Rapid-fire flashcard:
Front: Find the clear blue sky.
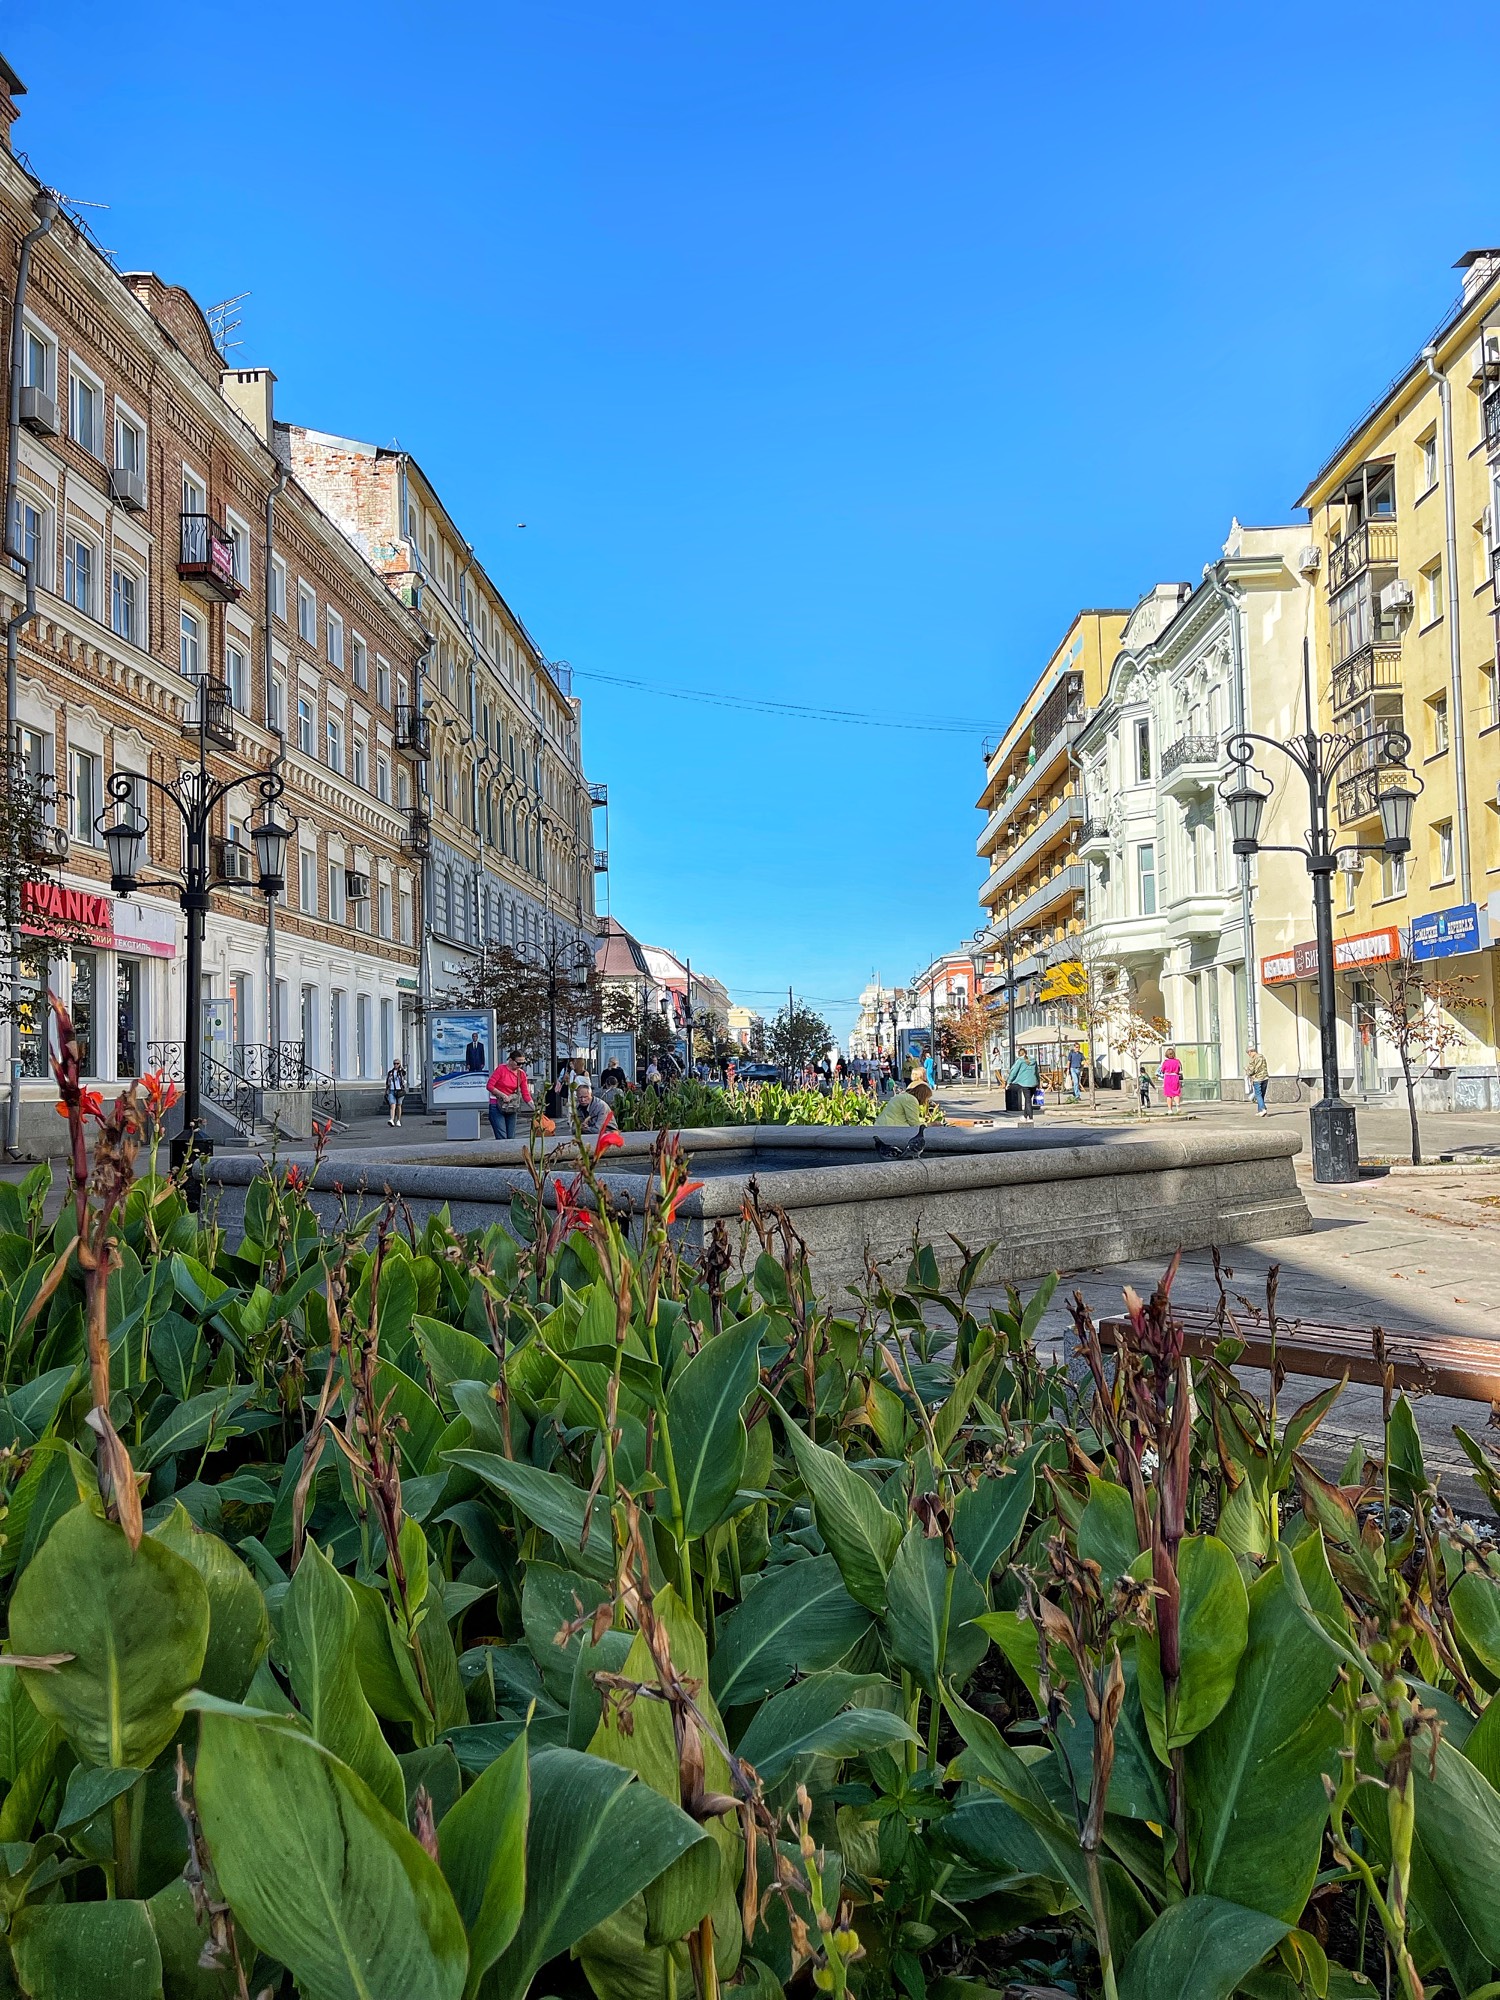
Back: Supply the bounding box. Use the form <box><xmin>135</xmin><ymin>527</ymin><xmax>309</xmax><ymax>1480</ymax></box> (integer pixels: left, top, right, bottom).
<box><xmin>9</xmin><ymin>4</ymin><xmax>1491</xmax><ymax>1037</ymax></box>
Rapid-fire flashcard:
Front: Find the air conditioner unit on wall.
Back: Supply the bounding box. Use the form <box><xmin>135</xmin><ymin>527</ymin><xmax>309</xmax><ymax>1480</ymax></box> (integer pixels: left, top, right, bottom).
<box><xmin>219</xmin><ymin>843</ymin><xmax>253</xmax><ymax>884</ymax></box>
<box><xmin>344</xmin><ymin>870</ymin><xmax>371</xmax><ymax>903</ymax></box>
<box><xmin>1380</xmin><ymin>578</ymin><xmax>1414</xmax><ymax>612</ymax></box>
<box><xmin>18</xmin><ymin>387</ymin><xmax>58</xmax><ymax>438</ymax></box>
<box><xmin>108</xmin><ymin>466</ymin><xmax>147</xmax><ymax>513</ymax></box>
<box><xmin>1297</xmin><ymin>545</ymin><xmax>1322</xmax><ymax>575</ymax></box>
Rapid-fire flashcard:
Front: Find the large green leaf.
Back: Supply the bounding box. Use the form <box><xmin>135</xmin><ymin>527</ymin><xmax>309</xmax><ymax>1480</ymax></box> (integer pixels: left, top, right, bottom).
<box><xmin>487</xmin><ymin>1747</ymin><xmax>715</xmax><ymax>2000</ymax></box>
<box><xmin>283</xmin><ymin>1540</ymin><xmax>406</xmax><ymax>1822</ymax></box>
<box><xmin>951</xmin><ymin>1441</ymin><xmax>1043</xmax><ymax>1581</ymax></box>
<box><xmin>709</xmin><ymin>1556</ymin><xmax>872</xmax><ymax>1708</ymax></box>
<box><xmin>882</xmin><ymin>1526</ymin><xmax>988</xmax><ymax>1693</ymax></box>
<box><xmin>1076</xmin><ymin>1475</ymin><xmax>1140</xmax><ymax>1583</ymax></box>
<box><xmin>743</xmin><ymin>1707</ymin><xmax>916</xmax><ymax>1787</ymax></box>
<box><xmin>443</xmin><ymin>1451</ymin><xmax>614</xmax><ymax>1581</ymax></box>
<box><xmin>1136</xmin><ymin>1534</ymin><xmax>1247</xmax><ymax>1760</ymax></box>
<box><xmin>194</xmin><ymin>1705</ymin><xmax>467</xmax><ymax>2000</ymax></box>
<box><xmin>437</xmin><ymin>1728</ymin><xmax>529</xmax><ymax>2000</ymax></box>
<box><xmin>0</xmin><ymin>1665</ymin><xmax>52</xmax><ymax>1785</ymax></box>
<box><xmin>733</xmin><ymin>1671</ymin><xmax>888</xmax><ymax>1770</ymax></box>
<box><xmin>145</xmin><ymin>1878</ymin><xmax>240</xmax><ymax>1998</ymax></box>
<box><xmin>10</xmin><ymin>1505</ymin><xmax>209</xmax><ymax>1769</ymax></box>
<box><xmin>139</xmin><ymin>1387</ymin><xmax>252</xmax><ymax>1472</ymax></box>
<box><xmin>667</xmin><ymin>1316</ymin><xmax>764</xmax><ymax>1537</ymax></box>
<box><xmin>1118</xmin><ymin>1896</ymin><xmax>1289</xmax><ymax>2000</ymax></box>
<box><xmin>1451</xmin><ymin>1569</ymin><xmax>1500</xmax><ymax>1676</ymax></box>
<box><xmin>778</xmin><ymin>1421</ymin><xmax>902</xmax><ymax>1613</ymax></box>
<box><xmin>1186</xmin><ymin>1530</ymin><xmax>1343</xmax><ymax>1920</ymax></box>
<box><xmin>151</xmin><ymin>1504</ymin><xmax>268</xmax><ymax>1703</ymax></box>
<box><xmin>10</xmin><ymin>1898</ymin><xmax>164</xmax><ymax>2000</ymax></box>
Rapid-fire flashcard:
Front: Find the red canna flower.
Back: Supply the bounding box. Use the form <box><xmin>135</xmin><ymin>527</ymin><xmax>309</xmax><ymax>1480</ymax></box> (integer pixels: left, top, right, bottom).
<box><xmin>661</xmin><ymin>1179</ymin><xmax>704</xmax><ymax>1226</ymax></box>
<box><xmin>595</xmin><ymin>1125</ymin><xmax>625</xmax><ymax>1155</ymax></box>
<box><xmin>284</xmin><ymin>1162</ymin><xmax>307</xmax><ymax>1192</ymax></box>
<box><xmin>140</xmin><ymin>1070</ymin><xmax>179</xmax><ymax>1119</ymax></box>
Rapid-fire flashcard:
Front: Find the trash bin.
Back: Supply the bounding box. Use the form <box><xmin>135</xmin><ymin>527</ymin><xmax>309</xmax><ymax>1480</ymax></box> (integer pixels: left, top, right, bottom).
<box><xmin>1004</xmin><ymin>1085</ymin><xmax>1027</xmax><ymax>1114</ymax></box>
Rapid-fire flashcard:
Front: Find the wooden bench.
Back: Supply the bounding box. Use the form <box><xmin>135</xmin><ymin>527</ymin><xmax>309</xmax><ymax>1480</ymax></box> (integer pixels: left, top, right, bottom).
<box><xmin>1098</xmin><ymin>1306</ymin><xmax>1500</xmax><ymax>1404</ymax></box>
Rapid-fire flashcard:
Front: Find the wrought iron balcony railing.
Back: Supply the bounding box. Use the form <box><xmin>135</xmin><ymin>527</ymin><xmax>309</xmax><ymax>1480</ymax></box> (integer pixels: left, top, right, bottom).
<box><xmin>178</xmin><ymin>513</ymin><xmax>241</xmax><ymax>602</ymax></box>
<box><xmin>1326</xmin><ymin>518</ymin><xmax>1398</xmax><ymax>594</ymax></box>
<box><xmin>1331</xmin><ymin>640</ymin><xmax>1403</xmax><ymax>713</ymax></box>
<box><xmin>394</xmin><ymin>704</ymin><xmax>431</xmax><ymax>758</ymax></box>
<box><xmin>1160</xmin><ymin>732</ymin><xmax>1220</xmax><ymax>778</ymax></box>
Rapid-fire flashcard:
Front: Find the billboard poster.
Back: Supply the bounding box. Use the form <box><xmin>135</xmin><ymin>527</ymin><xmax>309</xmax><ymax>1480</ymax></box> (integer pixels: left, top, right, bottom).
<box><xmin>427</xmin><ymin>1009</ymin><xmax>496</xmax><ymax>1106</ymax></box>
<box><xmin>600</xmin><ymin>1030</ymin><xmax>636</xmax><ymax>1079</ymax></box>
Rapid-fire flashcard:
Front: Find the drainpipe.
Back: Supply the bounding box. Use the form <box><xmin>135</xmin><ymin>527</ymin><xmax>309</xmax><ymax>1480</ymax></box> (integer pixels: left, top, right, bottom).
<box><xmin>1203</xmin><ymin>562</ymin><xmax>1259</xmax><ymax>1050</ymax></box>
<box><xmin>1423</xmin><ymin>346</ymin><xmax>1473</xmax><ymax>906</ymax></box>
<box><xmin>396</xmin><ymin>455</ymin><xmax>438</xmax><ymax>1089</ymax></box>
<box><xmin>5</xmin><ymin>189</ymin><xmax>60</xmax><ymax>1158</ymax></box>
<box><xmin>262</xmin><ymin>468</ymin><xmax>286</xmax><ymax>1062</ymax></box>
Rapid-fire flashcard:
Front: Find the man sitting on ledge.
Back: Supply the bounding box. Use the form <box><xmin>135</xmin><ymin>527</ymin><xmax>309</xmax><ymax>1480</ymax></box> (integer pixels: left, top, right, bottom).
<box><xmin>873</xmin><ymin>1077</ymin><xmax>932</xmax><ymax>1158</ymax></box>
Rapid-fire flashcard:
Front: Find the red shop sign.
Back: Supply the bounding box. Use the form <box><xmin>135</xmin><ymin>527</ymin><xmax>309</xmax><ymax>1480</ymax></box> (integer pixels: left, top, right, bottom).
<box><xmin>1260</xmin><ymin>926</ymin><xmax>1401</xmax><ymax>985</ymax></box>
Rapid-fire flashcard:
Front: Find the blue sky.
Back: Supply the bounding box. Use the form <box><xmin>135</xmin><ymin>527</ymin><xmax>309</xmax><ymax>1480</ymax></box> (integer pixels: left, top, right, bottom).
<box><xmin>9</xmin><ymin>3</ymin><xmax>1491</xmax><ymax>1036</ymax></box>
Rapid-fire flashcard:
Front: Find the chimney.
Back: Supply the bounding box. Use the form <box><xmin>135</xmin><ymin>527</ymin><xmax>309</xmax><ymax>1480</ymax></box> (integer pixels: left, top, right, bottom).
<box><xmin>0</xmin><ymin>54</ymin><xmax>26</xmax><ymax>152</ymax></box>
<box><xmin>221</xmin><ymin>366</ymin><xmax>276</xmax><ymax>444</ymax></box>
<box><xmin>1455</xmin><ymin>250</ymin><xmax>1500</xmax><ymax>304</ymax></box>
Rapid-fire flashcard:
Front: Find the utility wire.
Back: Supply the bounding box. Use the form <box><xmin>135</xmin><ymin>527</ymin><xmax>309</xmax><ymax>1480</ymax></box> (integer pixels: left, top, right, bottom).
<box><xmin>572</xmin><ymin>666</ymin><xmax>1000</xmax><ymax>736</ymax></box>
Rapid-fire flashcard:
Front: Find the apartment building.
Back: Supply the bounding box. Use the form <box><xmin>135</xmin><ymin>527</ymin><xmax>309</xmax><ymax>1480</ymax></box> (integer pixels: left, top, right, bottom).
<box><xmin>974</xmin><ymin>610</ymin><xmax>1126</xmax><ymax>1036</ymax></box>
<box><xmin>1077</xmin><ymin>531</ymin><xmax>1313</xmax><ymax>1093</ymax></box>
<box><xmin>285</xmin><ymin>432</ymin><xmax>601</xmax><ymax>1014</ymax></box>
<box><xmin>1293</xmin><ymin>250</ymin><xmax>1500</xmax><ymax>1103</ymax></box>
<box><xmin>0</xmin><ymin>64</ymin><xmax>424</xmax><ymax>1143</ymax></box>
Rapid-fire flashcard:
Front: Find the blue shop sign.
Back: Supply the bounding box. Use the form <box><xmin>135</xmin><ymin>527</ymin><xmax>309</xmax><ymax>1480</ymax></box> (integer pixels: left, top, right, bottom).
<box><xmin>1409</xmin><ymin>902</ymin><xmax>1490</xmax><ymax>962</ymax></box>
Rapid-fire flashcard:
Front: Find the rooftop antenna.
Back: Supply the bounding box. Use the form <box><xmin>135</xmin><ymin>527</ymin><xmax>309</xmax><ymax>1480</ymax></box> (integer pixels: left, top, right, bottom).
<box><xmin>206</xmin><ymin>291</ymin><xmax>251</xmax><ymax>357</ymax></box>
<box><xmin>50</xmin><ymin>189</ymin><xmax>114</xmax><ymax>258</ymax></box>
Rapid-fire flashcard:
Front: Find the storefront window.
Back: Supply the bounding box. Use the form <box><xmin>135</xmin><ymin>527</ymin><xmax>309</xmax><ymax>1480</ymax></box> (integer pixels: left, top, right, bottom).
<box><xmin>72</xmin><ymin>952</ymin><xmax>97</xmax><ymax>1075</ymax></box>
<box><xmin>13</xmin><ymin>969</ymin><xmax>47</xmax><ymax>1079</ymax></box>
<box><xmin>117</xmin><ymin>959</ymin><xmax>141</xmax><ymax>1078</ymax></box>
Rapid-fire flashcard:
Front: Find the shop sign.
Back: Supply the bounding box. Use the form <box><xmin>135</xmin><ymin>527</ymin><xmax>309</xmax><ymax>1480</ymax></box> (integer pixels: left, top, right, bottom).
<box><xmin>1259</xmin><ymin>926</ymin><xmax>1401</xmax><ymax>986</ymax></box>
<box><xmin>1410</xmin><ymin>902</ymin><xmax>1490</xmax><ymax>963</ymax></box>
<box><xmin>19</xmin><ymin>880</ymin><xmax>175</xmax><ymax>959</ymax></box>
<box><xmin>1039</xmin><ymin>959</ymin><xmax>1085</xmax><ymax>1001</ymax></box>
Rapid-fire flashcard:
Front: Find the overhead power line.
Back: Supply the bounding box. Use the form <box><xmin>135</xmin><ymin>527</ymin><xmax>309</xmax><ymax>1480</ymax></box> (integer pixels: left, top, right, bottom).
<box><xmin>572</xmin><ymin>667</ymin><xmax>1000</xmax><ymax>736</ymax></box>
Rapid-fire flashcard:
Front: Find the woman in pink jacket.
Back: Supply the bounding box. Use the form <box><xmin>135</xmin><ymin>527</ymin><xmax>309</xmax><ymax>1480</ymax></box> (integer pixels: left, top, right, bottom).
<box><xmin>1159</xmin><ymin>1046</ymin><xmax>1183</xmax><ymax>1115</ymax></box>
<box><xmin>486</xmin><ymin>1050</ymin><xmax>533</xmax><ymax>1140</ymax></box>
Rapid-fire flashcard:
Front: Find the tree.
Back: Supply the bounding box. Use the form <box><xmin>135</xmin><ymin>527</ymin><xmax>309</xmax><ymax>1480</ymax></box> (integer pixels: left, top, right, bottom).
<box><xmin>1074</xmin><ymin>940</ymin><xmax>1164</xmax><ymax>1111</ymax></box>
<box><xmin>1373</xmin><ymin>955</ymin><xmax>1475</xmax><ymax>1166</ymax></box>
<box><xmin>444</xmin><ymin>942</ymin><xmax>601</xmax><ymax>1066</ymax></box>
<box><xmin>767</xmin><ymin>1000</ymin><xmax>834</xmax><ymax>1075</ymax></box>
<box><xmin>943</xmin><ymin>993</ymin><xmax>1004</xmax><ymax>1080</ymax></box>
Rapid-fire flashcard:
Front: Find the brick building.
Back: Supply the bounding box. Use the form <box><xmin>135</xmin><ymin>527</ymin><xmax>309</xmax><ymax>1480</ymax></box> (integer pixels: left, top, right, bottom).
<box><xmin>0</xmin><ymin>60</ymin><xmax>426</xmax><ymax>1143</ymax></box>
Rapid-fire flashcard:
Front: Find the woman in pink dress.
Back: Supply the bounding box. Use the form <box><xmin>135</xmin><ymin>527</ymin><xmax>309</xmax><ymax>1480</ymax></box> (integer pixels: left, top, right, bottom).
<box><xmin>1159</xmin><ymin>1046</ymin><xmax>1183</xmax><ymax>1115</ymax></box>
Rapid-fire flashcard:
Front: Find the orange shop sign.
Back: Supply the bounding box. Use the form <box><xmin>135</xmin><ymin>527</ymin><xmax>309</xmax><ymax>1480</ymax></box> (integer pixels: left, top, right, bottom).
<box><xmin>19</xmin><ymin>880</ymin><xmax>176</xmax><ymax>959</ymax></box>
<box><xmin>1260</xmin><ymin>926</ymin><xmax>1401</xmax><ymax>986</ymax></box>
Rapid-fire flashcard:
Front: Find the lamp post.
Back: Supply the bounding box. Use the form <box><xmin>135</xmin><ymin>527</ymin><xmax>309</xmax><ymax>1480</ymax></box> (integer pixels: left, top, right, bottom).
<box><xmin>100</xmin><ymin>731</ymin><xmax>290</xmax><ymax>1187</ymax></box>
<box><xmin>1220</xmin><ymin>641</ymin><xmax>1420</xmax><ymax>1184</ymax></box>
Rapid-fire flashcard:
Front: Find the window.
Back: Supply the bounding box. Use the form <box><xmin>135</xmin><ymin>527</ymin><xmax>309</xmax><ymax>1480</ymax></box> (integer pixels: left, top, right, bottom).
<box><xmin>70</xmin><ymin>749</ymin><xmax>101</xmax><ymax>845</ymax></box>
<box><xmin>1435</xmin><ymin>817</ymin><xmax>1455</xmax><ymax>882</ymax></box>
<box><xmin>397</xmin><ymin>768</ymin><xmax>410</xmax><ymax>809</ymax></box>
<box><xmin>227</xmin><ymin>516</ymin><xmax>251</xmax><ymax>587</ymax></box>
<box><xmin>182</xmin><ymin>469</ymin><xmax>207</xmax><ymax>519</ymax></box>
<box><xmin>297</xmin><ymin>697</ymin><xmax>315</xmax><ymax>755</ymax></box>
<box><xmin>1135</xmin><ymin>719</ymin><xmax>1151</xmax><ymax>783</ymax></box>
<box><xmin>399</xmin><ymin>884</ymin><xmax>414</xmax><ymax>945</ymax></box>
<box><xmin>1430</xmin><ymin>692</ymin><xmax>1450</xmax><ymax>754</ymax></box>
<box><xmin>351</xmin><ymin>634</ymin><xmax>368</xmax><ymax>690</ymax></box>
<box><xmin>297</xmin><ymin>582</ymin><xmax>316</xmax><ymax>644</ymax></box>
<box><xmin>68</xmin><ymin>368</ymin><xmax>102</xmax><ymax>456</ymax></box>
<box><xmin>327</xmin><ymin>610</ymin><xmax>344</xmax><ymax>670</ymax></box>
<box><xmin>114</xmin><ymin>408</ymin><xmax>144</xmax><ymax>474</ymax></box>
<box><xmin>271</xmin><ymin>556</ymin><xmax>287</xmax><ymax>622</ymax></box>
<box><xmin>63</xmin><ymin>534</ymin><xmax>95</xmax><ymax>616</ymax></box>
<box><xmin>180</xmin><ymin>608</ymin><xmax>202</xmax><ymax>679</ymax></box>
<box><xmin>376</xmin><ymin>656</ymin><xmax>391</xmax><ymax>708</ymax></box>
<box><xmin>110</xmin><ymin>566</ymin><xmax>138</xmax><ymax>645</ymax></box>
<box><xmin>375</xmin><ymin>754</ymin><xmax>391</xmax><ymax>803</ymax></box>
<box><xmin>378</xmin><ymin>882</ymin><xmax>392</xmax><ymax>938</ymax></box>
<box><xmin>22</xmin><ymin>319</ymin><xmax>54</xmax><ymax>396</ymax></box>
<box><xmin>1380</xmin><ymin>849</ymin><xmax>1407</xmax><ymax>899</ymax></box>
<box><xmin>327</xmin><ymin>862</ymin><xmax>346</xmax><ymax>924</ymax></box>
<box><xmin>1417</xmin><ymin>430</ymin><xmax>1438</xmax><ymax>496</ymax></box>
<box><xmin>1483</xmin><ymin>661</ymin><xmax>1500</xmax><ymax>730</ymax></box>
<box><xmin>15</xmin><ymin>497</ymin><xmax>46</xmax><ymax>583</ymax></box>
<box><xmin>226</xmin><ymin>645</ymin><xmax>247</xmax><ymax>713</ymax></box>
<box><xmin>380</xmin><ymin>998</ymin><xmax>394</xmax><ymax>1071</ymax></box>
<box><xmin>1421</xmin><ymin>559</ymin><xmax>1443</xmax><ymax>626</ymax></box>
<box><xmin>299</xmin><ymin>847</ymin><xmax>317</xmax><ymax>913</ymax></box>
<box><xmin>352</xmin><ymin>738</ymin><xmax>367</xmax><ymax>790</ymax></box>
<box><xmin>1137</xmin><ymin>841</ymin><xmax>1157</xmax><ymax>916</ymax></box>
<box><xmin>325</xmin><ymin>717</ymin><xmax>344</xmax><ymax>774</ymax></box>
<box><xmin>356</xmin><ymin>995</ymin><xmax>371</xmax><ymax>1078</ymax></box>
<box><xmin>269</xmin><ymin>675</ymin><xmax>285</xmax><ymax>734</ymax></box>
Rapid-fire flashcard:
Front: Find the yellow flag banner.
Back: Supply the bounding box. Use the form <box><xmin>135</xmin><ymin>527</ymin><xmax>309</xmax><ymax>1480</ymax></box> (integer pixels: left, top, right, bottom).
<box><xmin>1038</xmin><ymin>959</ymin><xmax>1085</xmax><ymax>1002</ymax></box>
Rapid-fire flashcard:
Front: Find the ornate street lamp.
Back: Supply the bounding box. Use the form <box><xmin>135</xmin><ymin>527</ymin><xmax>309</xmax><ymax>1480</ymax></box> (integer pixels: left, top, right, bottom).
<box><xmin>101</xmin><ymin>741</ymin><xmax>291</xmax><ymax>1186</ymax></box>
<box><xmin>1218</xmin><ymin>641</ymin><xmax>1421</xmax><ymax>1183</ymax></box>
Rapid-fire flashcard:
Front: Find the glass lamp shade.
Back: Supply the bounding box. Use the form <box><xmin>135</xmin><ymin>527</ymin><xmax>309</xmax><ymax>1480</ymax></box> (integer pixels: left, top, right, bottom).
<box><xmin>103</xmin><ymin>810</ymin><xmax>147</xmax><ymax>894</ymax></box>
<box><xmin>1224</xmin><ymin>782</ymin><xmax>1268</xmax><ymax>856</ymax></box>
<box><xmin>1378</xmin><ymin>776</ymin><xmax>1418</xmax><ymax>855</ymax></box>
<box><xmin>252</xmin><ymin>814</ymin><xmax>292</xmax><ymax>898</ymax></box>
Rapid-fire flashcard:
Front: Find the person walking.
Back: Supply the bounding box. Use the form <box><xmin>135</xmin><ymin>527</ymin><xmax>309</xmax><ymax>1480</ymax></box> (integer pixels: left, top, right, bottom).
<box><xmin>1006</xmin><ymin>1049</ymin><xmax>1041</xmax><ymax>1124</ymax></box>
<box><xmin>1137</xmin><ymin>1064</ymin><xmax>1154</xmax><ymax>1114</ymax></box>
<box><xmin>1245</xmin><ymin>1045</ymin><xmax>1270</xmax><ymax>1116</ymax></box>
<box><xmin>1067</xmin><ymin>1043</ymin><xmax>1084</xmax><ymax>1101</ymax></box>
<box><xmin>384</xmin><ymin>1058</ymin><xmax>407</xmax><ymax>1128</ymax></box>
<box><xmin>1160</xmin><ymin>1046</ymin><xmax>1183</xmax><ymax>1116</ymax></box>
<box><xmin>485</xmin><ymin>1050</ymin><xmax>532</xmax><ymax>1141</ymax></box>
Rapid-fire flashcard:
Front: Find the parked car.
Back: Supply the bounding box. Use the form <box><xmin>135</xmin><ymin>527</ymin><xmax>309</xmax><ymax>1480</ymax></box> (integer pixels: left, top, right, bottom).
<box><xmin>733</xmin><ymin>1062</ymin><xmax>783</xmax><ymax>1085</ymax></box>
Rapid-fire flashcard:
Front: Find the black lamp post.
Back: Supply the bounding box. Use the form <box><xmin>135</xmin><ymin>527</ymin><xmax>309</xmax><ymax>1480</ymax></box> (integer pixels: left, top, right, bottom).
<box><xmin>983</xmin><ymin>909</ymin><xmax>1037</xmax><ymax>1069</ymax></box>
<box><xmin>1221</xmin><ymin>641</ymin><xmax>1420</xmax><ymax>1184</ymax></box>
<box><xmin>100</xmin><ymin>749</ymin><xmax>290</xmax><ymax>1184</ymax></box>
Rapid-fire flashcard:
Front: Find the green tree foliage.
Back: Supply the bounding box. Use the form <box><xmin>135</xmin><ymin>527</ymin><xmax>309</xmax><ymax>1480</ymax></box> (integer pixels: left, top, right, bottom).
<box><xmin>766</xmin><ymin>999</ymin><xmax>835</xmax><ymax>1073</ymax></box>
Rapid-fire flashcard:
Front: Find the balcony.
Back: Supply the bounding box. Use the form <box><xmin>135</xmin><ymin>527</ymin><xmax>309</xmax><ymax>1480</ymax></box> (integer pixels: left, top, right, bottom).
<box><xmin>184</xmin><ymin>675</ymin><xmax>237</xmax><ymax>751</ymax></box>
<box><xmin>1078</xmin><ymin>817</ymin><xmax>1111</xmax><ymax>857</ymax></box>
<box><xmin>587</xmin><ymin>780</ymin><xmax>609</xmax><ymax>806</ymax></box>
<box><xmin>394</xmin><ymin>704</ymin><xmax>431</xmax><ymax>758</ymax></box>
<box><xmin>178</xmin><ymin>514</ymin><xmax>241</xmax><ymax>603</ymax></box>
<box><xmin>979</xmin><ymin>795</ymin><xmax>1084</xmax><ymax>904</ymax></box>
<box><xmin>403</xmin><ymin>807</ymin><xmax>432</xmax><ymax>855</ymax></box>
<box><xmin>1485</xmin><ymin>384</ymin><xmax>1500</xmax><ymax>456</ymax></box>
<box><xmin>986</xmin><ymin>863</ymin><xmax>1088</xmax><ymax>931</ymax></box>
<box><xmin>1326</xmin><ymin>519</ymin><xmax>1398</xmax><ymax>594</ymax></box>
<box><xmin>1335</xmin><ymin>762</ymin><xmax>1386</xmax><ymax>830</ymax></box>
<box><xmin>977</xmin><ymin>716</ymin><xmax>1086</xmax><ymax>851</ymax></box>
<box><xmin>1159</xmin><ymin>733</ymin><xmax>1222</xmax><ymax>796</ymax></box>
<box><xmin>1332</xmin><ymin>640</ymin><xmax>1403</xmax><ymax>713</ymax></box>
<box><xmin>592</xmin><ymin>848</ymin><xmax>609</xmax><ymax>872</ymax></box>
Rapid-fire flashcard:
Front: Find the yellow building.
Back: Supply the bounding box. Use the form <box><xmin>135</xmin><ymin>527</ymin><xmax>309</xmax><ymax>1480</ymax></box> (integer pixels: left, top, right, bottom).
<box><xmin>1286</xmin><ymin>249</ymin><xmax>1500</xmax><ymax>1102</ymax></box>
<box><xmin>974</xmin><ymin>611</ymin><xmax>1127</xmax><ymax>1034</ymax></box>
